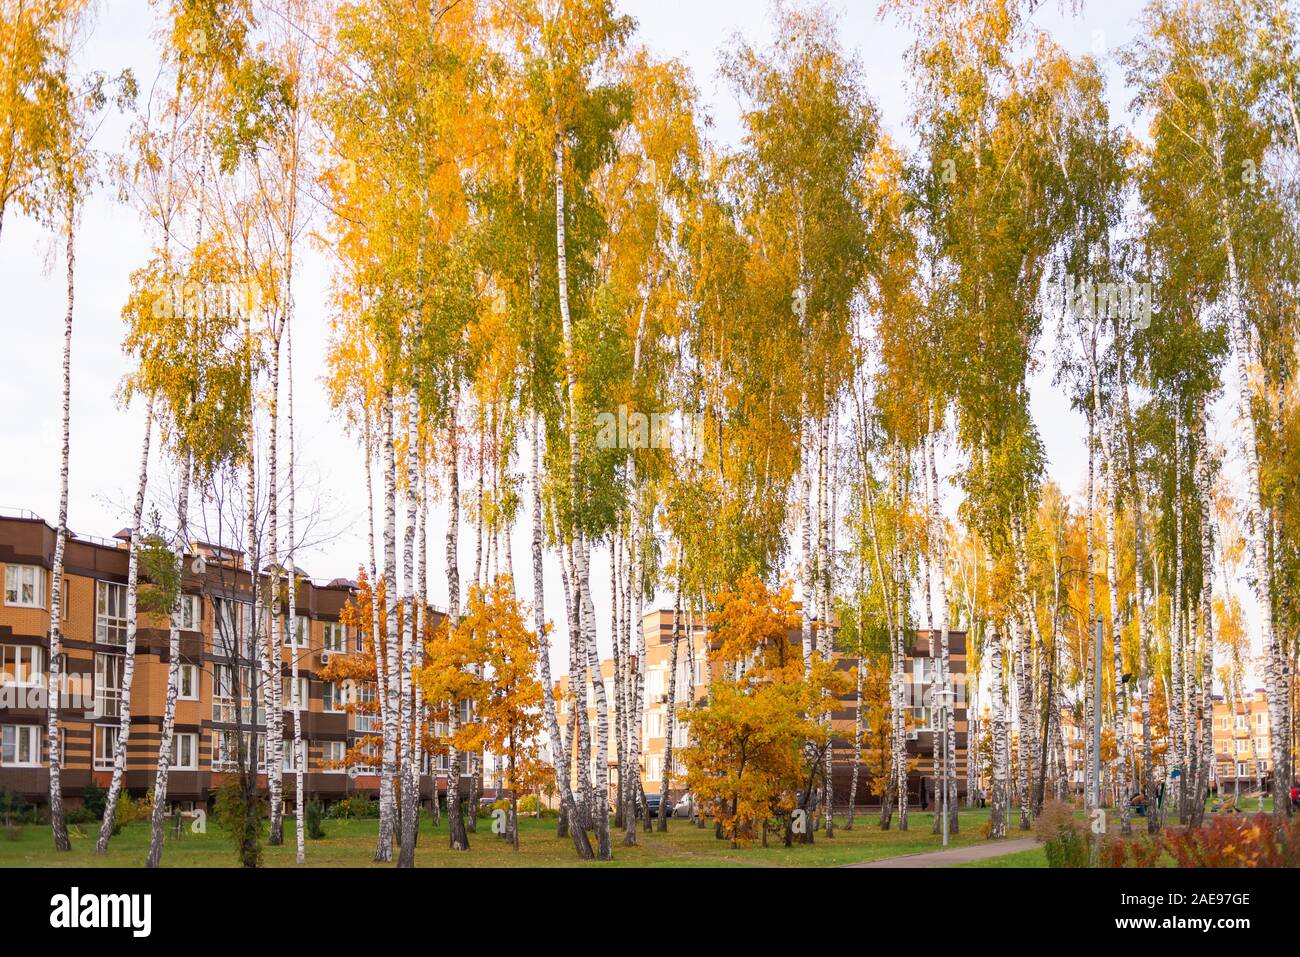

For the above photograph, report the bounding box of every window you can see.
[0,645,42,684]
[321,740,346,770]
[354,683,379,733]
[5,565,45,608]
[1,725,40,766]
[94,725,119,770]
[212,664,264,724]
[172,732,197,770]
[646,755,662,782]
[351,738,379,774]
[323,682,345,713]
[94,653,124,718]
[283,738,304,771]
[95,581,128,644]
[644,712,665,738]
[175,594,201,631]
[286,615,309,647]
[212,730,266,772]
[645,668,664,698]
[323,622,346,653]
[179,663,198,700]
[288,676,310,711]
[212,598,251,657]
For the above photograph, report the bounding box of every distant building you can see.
[0,509,470,812]
[555,607,969,810]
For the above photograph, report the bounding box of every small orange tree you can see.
[416,579,544,850]
[681,572,849,847]
[860,653,917,806]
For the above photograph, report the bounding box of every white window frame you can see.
[321,740,346,771]
[172,732,197,770]
[286,615,309,648]
[4,565,45,608]
[288,675,310,712]
[175,593,201,631]
[178,662,199,700]
[212,598,251,658]
[283,737,305,771]
[94,652,124,718]
[95,580,128,645]
[94,724,119,770]
[354,682,379,733]
[645,667,664,698]
[323,681,346,714]
[0,644,43,685]
[211,730,266,772]
[323,621,346,654]
[1,724,41,766]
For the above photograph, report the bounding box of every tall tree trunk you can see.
[1172,414,1187,823]
[266,329,284,847]
[147,452,191,867]
[285,325,305,864]
[48,198,75,853]
[376,389,400,860]
[1089,328,1131,834]
[1190,402,1216,828]
[363,408,390,844]
[578,536,613,858]
[1084,412,1099,813]
[531,413,592,857]
[445,402,469,852]
[1218,187,1285,817]
[398,393,420,867]
[96,394,154,853]
[657,579,682,832]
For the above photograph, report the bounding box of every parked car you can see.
[644,793,665,818]
[672,795,693,819]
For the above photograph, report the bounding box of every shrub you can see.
[1164,814,1300,868]
[305,800,326,840]
[214,777,264,867]
[0,789,36,826]
[81,780,107,820]
[1035,799,1088,868]
[327,796,378,820]
[1100,834,1163,868]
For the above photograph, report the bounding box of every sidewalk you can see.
[846,836,1038,868]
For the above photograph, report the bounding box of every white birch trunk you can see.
[48,198,75,852]
[96,394,154,852]
[375,390,399,860]
[147,451,191,867]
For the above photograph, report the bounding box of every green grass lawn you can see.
[952,846,1047,868]
[0,808,1007,868]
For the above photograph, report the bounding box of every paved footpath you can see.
[846,836,1038,868]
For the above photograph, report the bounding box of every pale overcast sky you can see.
[0,1,1261,674]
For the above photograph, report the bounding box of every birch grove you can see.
[6,0,1300,867]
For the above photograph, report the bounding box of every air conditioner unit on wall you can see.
[319,651,331,666]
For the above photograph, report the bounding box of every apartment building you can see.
[555,607,969,810]
[1212,689,1274,791]
[0,510,457,812]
